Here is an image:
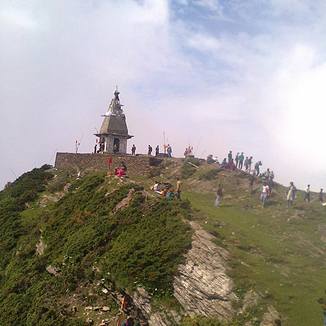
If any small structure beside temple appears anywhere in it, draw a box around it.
[95,88,133,154]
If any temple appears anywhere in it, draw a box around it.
[95,88,133,154]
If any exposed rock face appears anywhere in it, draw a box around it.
[39,193,63,207]
[131,222,237,325]
[132,288,181,326]
[173,221,237,320]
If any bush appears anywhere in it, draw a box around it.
[198,168,219,181]
[101,200,192,292]
[0,168,193,324]
[181,157,201,179]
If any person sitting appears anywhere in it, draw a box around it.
[220,158,228,169]
[227,159,236,170]
[151,181,161,193]
[121,316,134,326]
[207,154,215,164]
[166,188,175,200]
[115,167,126,178]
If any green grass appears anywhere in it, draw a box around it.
[0,168,192,325]
[183,189,326,326]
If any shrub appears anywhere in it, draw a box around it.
[181,157,201,179]
[198,168,219,181]
[0,169,193,324]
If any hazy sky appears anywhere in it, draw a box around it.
[1,0,326,190]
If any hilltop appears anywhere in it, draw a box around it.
[0,158,325,326]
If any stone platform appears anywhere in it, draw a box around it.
[54,152,163,177]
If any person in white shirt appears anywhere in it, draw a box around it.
[260,182,269,208]
[287,182,297,208]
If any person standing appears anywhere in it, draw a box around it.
[167,144,172,157]
[215,184,223,207]
[304,185,311,203]
[155,145,159,156]
[260,182,269,208]
[176,178,182,199]
[320,188,324,203]
[228,150,233,163]
[287,182,297,208]
[244,157,249,172]
[254,161,262,176]
[148,145,153,156]
[235,153,240,168]
[239,152,244,170]
[248,156,253,173]
[131,144,136,156]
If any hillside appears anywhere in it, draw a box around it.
[0,159,325,326]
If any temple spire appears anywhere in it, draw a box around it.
[106,87,124,116]
[95,88,133,154]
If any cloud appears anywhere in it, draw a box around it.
[193,0,221,12]
[0,8,37,29]
[1,0,326,190]
[187,33,221,52]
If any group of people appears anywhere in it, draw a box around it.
[210,150,326,209]
[147,144,173,157]
[151,178,181,200]
[260,182,325,209]
[219,150,266,177]
[147,145,160,156]
[184,146,194,157]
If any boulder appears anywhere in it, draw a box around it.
[46,265,61,276]
[260,305,281,326]
[102,306,110,312]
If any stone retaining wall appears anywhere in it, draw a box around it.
[54,152,163,177]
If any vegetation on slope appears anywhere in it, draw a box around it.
[0,168,192,325]
[180,165,326,326]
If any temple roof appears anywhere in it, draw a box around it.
[96,89,132,138]
[98,114,131,138]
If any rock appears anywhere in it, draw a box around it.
[36,236,46,256]
[113,188,135,212]
[46,265,60,276]
[93,306,101,311]
[260,305,281,326]
[101,306,110,312]
[173,221,237,320]
[63,183,71,192]
[240,290,260,313]
[131,221,238,325]
[39,193,63,207]
[245,322,253,326]
[85,318,93,325]
[132,287,181,326]
[85,306,93,311]
[101,288,109,294]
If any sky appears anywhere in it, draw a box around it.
[1,0,326,191]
